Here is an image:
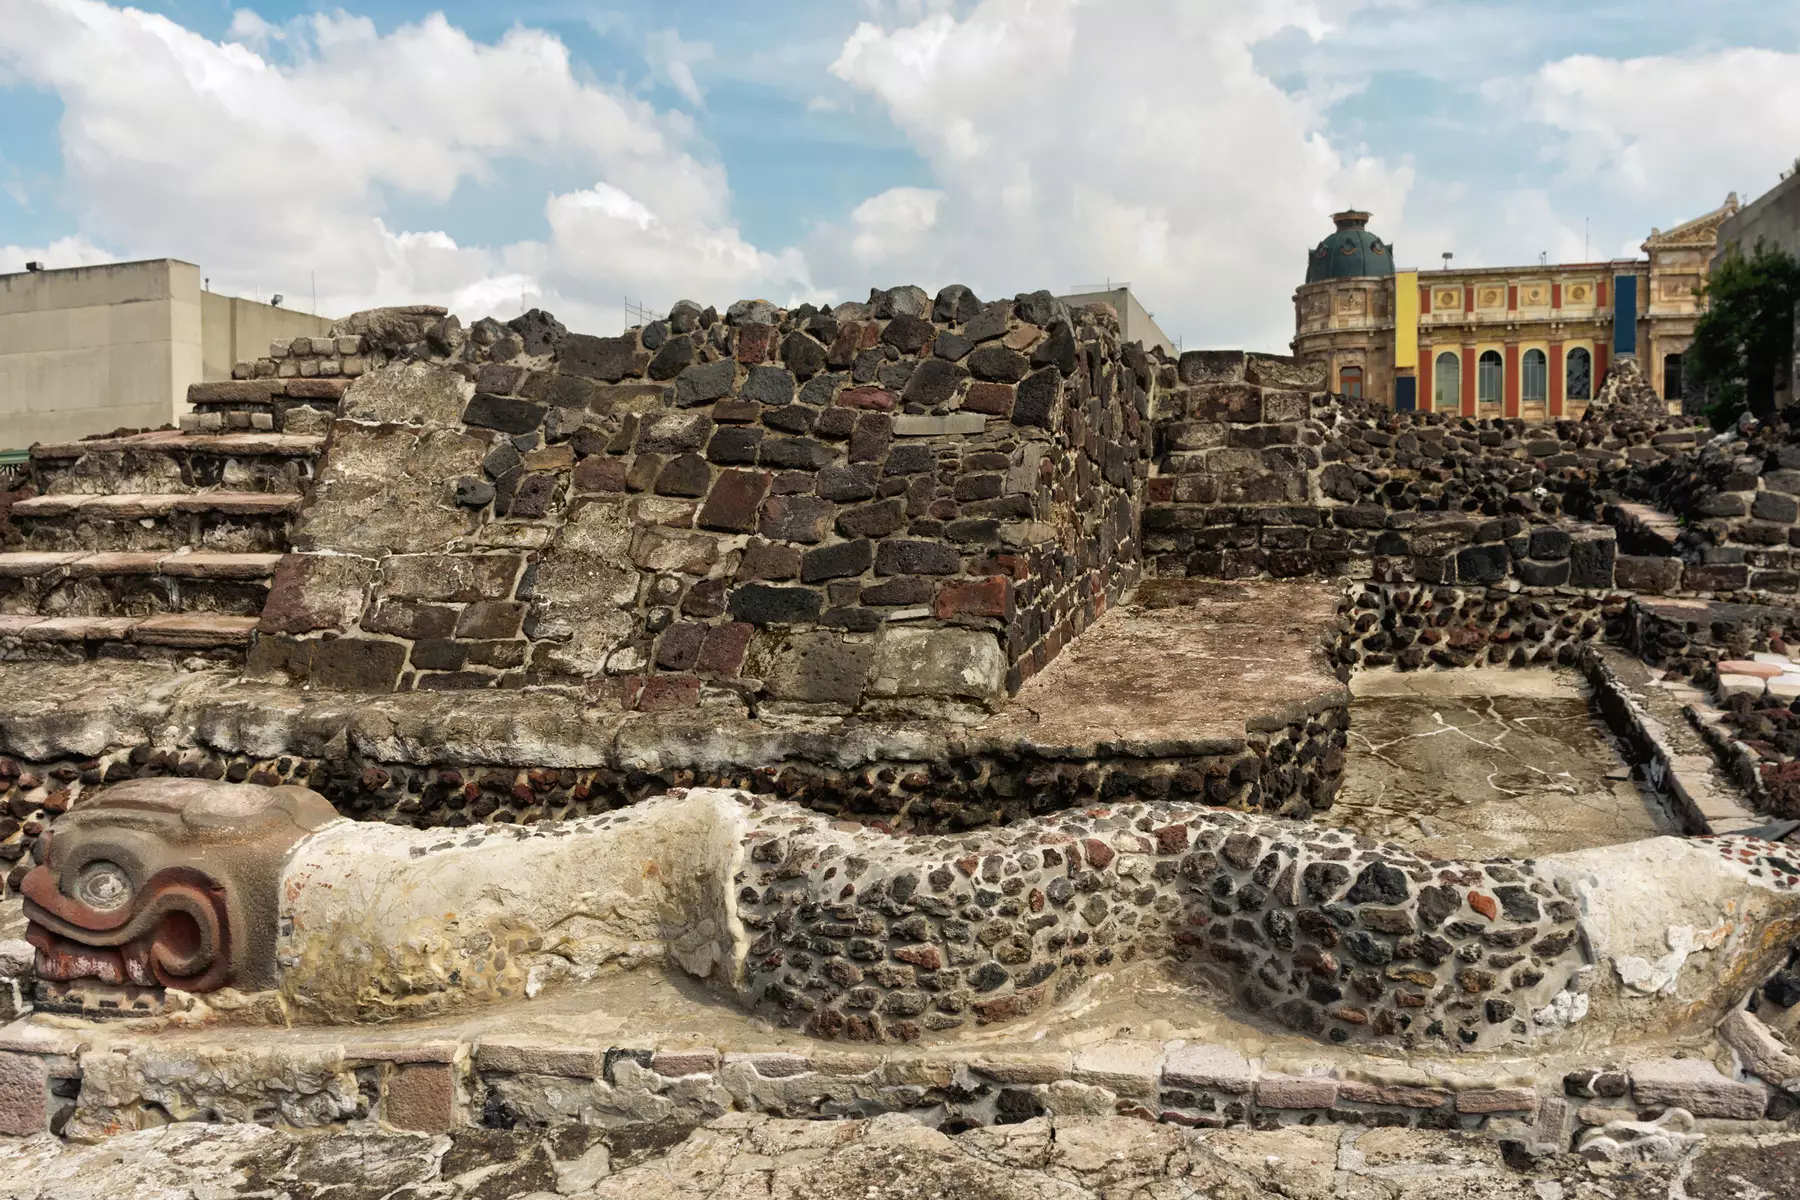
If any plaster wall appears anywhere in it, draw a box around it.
[0,259,201,450]
[1058,287,1178,357]
[1714,173,1800,266]
[199,293,334,384]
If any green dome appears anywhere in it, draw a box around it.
[1306,210,1395,283]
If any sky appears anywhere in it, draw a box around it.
[2,0,1798,353]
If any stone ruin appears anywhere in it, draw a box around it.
[5,285,1800,1176]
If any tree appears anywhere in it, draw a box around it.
[1689,239,1800,427]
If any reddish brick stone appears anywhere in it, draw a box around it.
[932,576,1013,619]
[1147,477,1175,504]
[1082,838,1116,870]
[0,1052,46,1136]
[735,323,780,364]
[963,382,1015,416]
[836,386,897,411]
[893,944,943,971]
[573,455,627,492]
[970,983,1046,1022]
[1154,824,1189,854]
[696,622,755,675]
[363,601,458,640]
[1468,891,1497,921]
[638,674,702,711]
[699,469,771,533]
[383,1062,458,1132]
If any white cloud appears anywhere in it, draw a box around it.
[816,0,1411,350]
[0,0,801,327]
[644,29,715,108]
[1523,48,1800,209]
[0,235,114,275]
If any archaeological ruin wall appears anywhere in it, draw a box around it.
[247,287,1149,717]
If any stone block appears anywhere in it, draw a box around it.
[653,1049,722,1077]
[339,362,471,425]
[1178,350,1247,385]
[1569,533,1616,588]
[0,1051,46,1135]
[759,495,836,544]
[728,584,823,625]
[1629,1057,1766,1119]
[875,539,961,576]
[1456,1086,1538,1113]
[1455,543,1510,585]
[310,638,408,691]
[475,1038,602,1078]
[462,393,545,434]
[1255,1075,1338,1109]
[382,554,521,602]
[1754,490,1800,524]
[752,631,877,704]
[383,1062,459,1131]
[865,627,1006,705]
[1614,555,1682,593]
[1718,674,1767,702]
[801,539,874,583]
[1161,1043,1254,1094]
[1071,1041,1163,1097]
[1516,558,1571,587]
[257,554,375,635]
[892,413,986,437]
[699,469,772,533]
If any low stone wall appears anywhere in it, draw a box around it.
[0,697,1345,896]
[251,285,1151,715]
[735,798,1588,1051]
[1140,351,1706,589]
[1330,583,1624,675]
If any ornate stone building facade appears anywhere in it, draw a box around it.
[1292,198,1739,417]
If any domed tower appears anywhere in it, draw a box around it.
[1306,211,1396,284]
[1293,210,1404,407]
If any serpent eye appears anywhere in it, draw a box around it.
[73,860,133,911]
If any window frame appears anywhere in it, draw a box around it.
[1433,351,1461,410]
[1521,348,1548,406]
[1566,347,1592,401]
[1339,365,1364,399]
[1477,350,1503,406]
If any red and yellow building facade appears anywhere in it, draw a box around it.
[1292,198,1739,418]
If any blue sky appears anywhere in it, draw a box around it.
[4,0,1799,351]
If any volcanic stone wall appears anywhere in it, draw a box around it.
[251,286,1151,714]
[1142,351,1706,591]
[1331,585,1625,674]
[734,798,1587,1051]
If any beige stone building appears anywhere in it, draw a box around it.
[1291,198,1739,417]
[0,258,333,451]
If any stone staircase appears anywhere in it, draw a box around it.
[0,367,354,661]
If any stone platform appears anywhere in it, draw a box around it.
[0,580,1348,849]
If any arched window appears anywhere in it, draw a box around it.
[1433,351,1461,410]
[1522,349,1548,406]
[1477,350,1503,406]
[1566,347,1592,401]
[1664,353,1684,401]
[1339,365,1364,398]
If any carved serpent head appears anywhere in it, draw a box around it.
[22,778,339,1003]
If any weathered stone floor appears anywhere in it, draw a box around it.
[978,578,1344,751]
[1330,668,1678,860]
[2,1113,1795,1199]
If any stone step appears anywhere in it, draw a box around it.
[0,550,284,578]
[11,492,301,518]
[0,612,258,647]
[29,432,325,498]
[8,493,302,554]
[31,431,324,459]
[0,552,282,617]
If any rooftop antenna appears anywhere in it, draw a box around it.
[1441,252,1452,272]
[1540,251,1548,266]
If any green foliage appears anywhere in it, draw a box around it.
[1690,239,1800,428]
